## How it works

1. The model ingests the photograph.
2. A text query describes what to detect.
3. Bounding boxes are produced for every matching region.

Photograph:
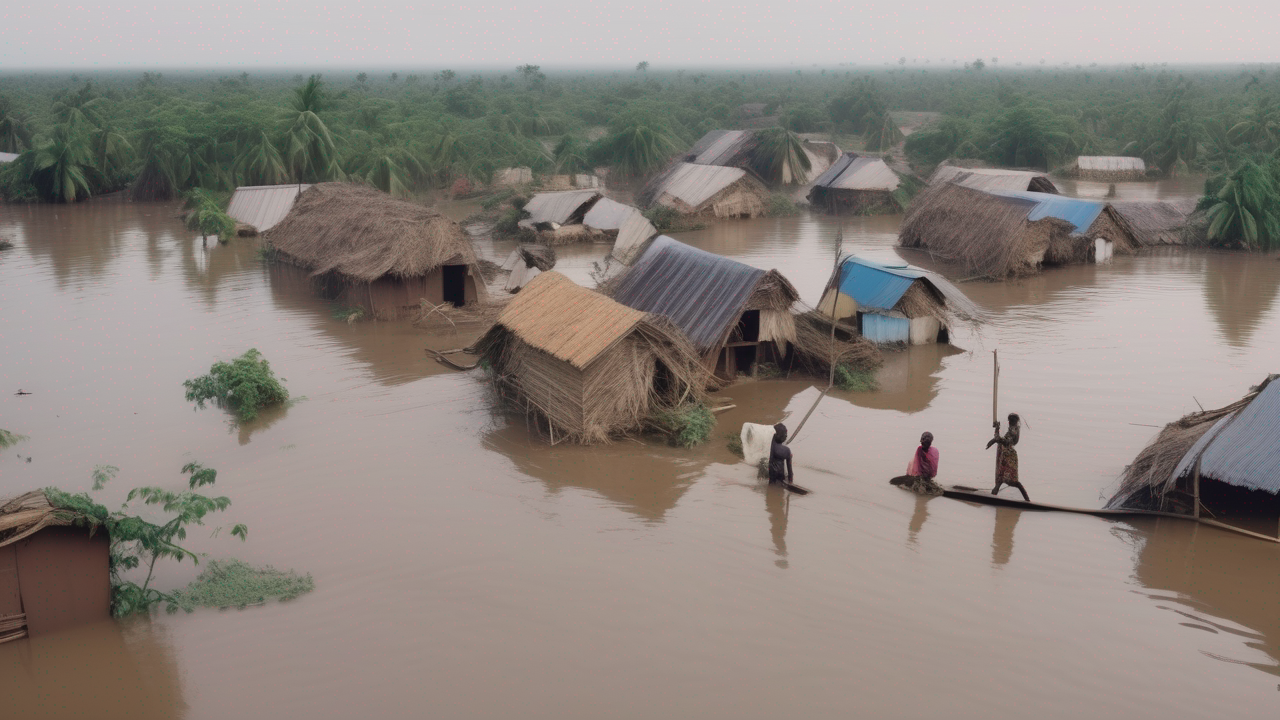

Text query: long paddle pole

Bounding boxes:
[992,350,1000,487]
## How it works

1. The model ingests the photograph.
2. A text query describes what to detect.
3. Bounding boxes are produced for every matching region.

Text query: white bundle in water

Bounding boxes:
[741,423,775,466]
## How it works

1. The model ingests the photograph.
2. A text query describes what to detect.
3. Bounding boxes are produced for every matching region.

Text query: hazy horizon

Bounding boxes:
[3,0,1278,69]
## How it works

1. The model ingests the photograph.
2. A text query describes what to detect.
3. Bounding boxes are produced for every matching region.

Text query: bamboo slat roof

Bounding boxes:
[1110,201,1189,246]
[496,271,646,369]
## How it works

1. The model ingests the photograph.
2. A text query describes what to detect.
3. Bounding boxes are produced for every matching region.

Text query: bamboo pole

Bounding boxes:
[992,350,1000,488]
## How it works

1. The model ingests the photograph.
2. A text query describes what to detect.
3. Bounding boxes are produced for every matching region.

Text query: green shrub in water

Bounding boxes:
[331,304,366,324]
[726,432,744,458]
[834,363,878,392]
[0,429,28,449]
[762,193,801,218]
[652,403,716,448]
[168,559,314,613]
[184,349,289,422]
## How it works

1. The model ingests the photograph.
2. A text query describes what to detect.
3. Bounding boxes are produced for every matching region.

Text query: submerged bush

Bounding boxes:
[834,363,878,392]
[168,559,314,613]
[331,304,365,324]
[183,348,289,422]
[762,193,801,217]
[0,429,28,449]
[643,205,705,233]
[652,403,716,448]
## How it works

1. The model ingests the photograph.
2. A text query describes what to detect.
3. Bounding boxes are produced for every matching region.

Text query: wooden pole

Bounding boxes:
[1192,457,1201,519]
[992,350,1000,488]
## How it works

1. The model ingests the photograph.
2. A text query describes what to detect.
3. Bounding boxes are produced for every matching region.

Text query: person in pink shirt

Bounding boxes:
[907,432,939,481]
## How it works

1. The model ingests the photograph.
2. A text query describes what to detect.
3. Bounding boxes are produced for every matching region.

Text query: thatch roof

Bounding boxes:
[638,163,769,216]
[521,190,602,227]
[1107,376,1280,511]
[227,184,310,234]
[264,183,479,283]
[610,236,798,352]
[0,491,94,549]
[899,182,1074,278]
[930,164,1059,194]
[810,153,900,192]
[494,272,648,369]
[1110,201,1190,247]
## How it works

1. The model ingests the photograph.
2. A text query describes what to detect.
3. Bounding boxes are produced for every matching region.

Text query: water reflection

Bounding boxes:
[764,484,789,568]
[1201,253,1280,348]
[907,494,930,547]
[990,507,1021,567]
[841,343,963,414]
[0,618,185,719]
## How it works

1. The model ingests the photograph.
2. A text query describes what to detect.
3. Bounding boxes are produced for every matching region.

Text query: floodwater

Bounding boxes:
[2,178,1279,719]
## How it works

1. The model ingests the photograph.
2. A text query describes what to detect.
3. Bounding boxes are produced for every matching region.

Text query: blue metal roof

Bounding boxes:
[835,257,926,312]
[1172,377,1280,494]
[611,236,766,352]
[998,191,1105,234]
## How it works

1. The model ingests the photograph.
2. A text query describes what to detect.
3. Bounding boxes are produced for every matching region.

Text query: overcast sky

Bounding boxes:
[2,1,1277,69]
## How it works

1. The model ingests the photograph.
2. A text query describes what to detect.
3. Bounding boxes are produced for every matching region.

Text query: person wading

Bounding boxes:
[768,423,794,486]
[987,413,1029,501]
[907,431,939,482]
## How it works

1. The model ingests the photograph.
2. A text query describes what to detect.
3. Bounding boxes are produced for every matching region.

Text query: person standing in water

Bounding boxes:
[987,413,1029,501]
[768,423,794,485]
[907,432,939,482]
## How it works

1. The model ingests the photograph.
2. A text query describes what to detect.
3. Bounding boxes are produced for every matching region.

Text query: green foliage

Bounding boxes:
[331,304,366,324]
[0,429,29,449]
[29,125,97,202]
[44,461,249,618]
[751,128,811,184]
[282,75,341,183]
[1202,160,1280,250]
[643,204,705,233]
[183,348,289,422]
[834,363,878,392]
[184,188,236,243]
[479,187,515,210]
[167,559,313,613]
[762,193,801,217]
[863,111,904,153]
[651,403,716,448]
[726,432,744,458]
[592,124,677,178]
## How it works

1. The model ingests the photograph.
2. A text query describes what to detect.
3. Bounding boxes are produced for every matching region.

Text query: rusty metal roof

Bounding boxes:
[227,184,310,233]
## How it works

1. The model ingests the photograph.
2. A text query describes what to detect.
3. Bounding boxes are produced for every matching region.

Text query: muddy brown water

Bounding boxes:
[2,179,1279,718]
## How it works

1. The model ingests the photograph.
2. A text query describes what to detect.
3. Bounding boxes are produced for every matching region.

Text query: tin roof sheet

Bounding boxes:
[1077,156,1145,172]
[652,163,749,208]
[0,151,19,164]
[812,154,900,191]
[582,197,635,230]
[930,165,1058,194]
[226,184,310,232]
[1172,378,1280,494]
[522,190,601,226]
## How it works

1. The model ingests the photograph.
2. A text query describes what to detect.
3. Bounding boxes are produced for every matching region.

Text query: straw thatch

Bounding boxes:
[265,183,480,282]
[1107,376,1277,512]
[0,491,91,549]
[638,163,770,218]
[1110,201,1190,247]
[789,310,883,377]
[899,182,1074,278]
[476,272,708,444]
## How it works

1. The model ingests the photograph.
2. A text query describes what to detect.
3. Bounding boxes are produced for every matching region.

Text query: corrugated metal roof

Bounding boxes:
[611,211,658,266]
[583,198,635,230]
[998,191,1104,234]
[0,151,19,164]
[931,165,1058,194]
[812,154,900,191]
[1171,378,1280,494]
[652,163,748,208]
[611,236,765,352]
[497,271,646,369]
[522,190,601,226]
[227,184,310,233]
[1077,156,1145,172]
[688,130,753,166]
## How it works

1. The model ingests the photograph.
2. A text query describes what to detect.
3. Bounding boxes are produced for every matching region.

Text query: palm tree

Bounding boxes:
[282,75,340,182]
[132,123,187,200]
[355,150,426,198]
[1204,161,1280,251]
[235,131,289,186]
[600,124,675,177]
[50,83,106,132]
[0,97,34,153]
[91,123,133,186]
[862,112,904,153]
[751,128,812,184]
[30,125,96,202]
[1227,95,1280,152]
[553,136,589,174]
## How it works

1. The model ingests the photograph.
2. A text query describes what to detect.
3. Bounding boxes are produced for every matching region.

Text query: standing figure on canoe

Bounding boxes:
[987,413,1029,501]
[768,423,794,486]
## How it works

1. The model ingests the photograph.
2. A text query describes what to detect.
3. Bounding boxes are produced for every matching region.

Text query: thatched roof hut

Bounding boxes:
[997,190,1139,258]
[817,256,980,345]
[1106,376,1280,538]
[929,164,1059,194]
[1,491,110,641]
[227,184,310,235]
[1110,201,1191,247]
[476,271,708,444]
[807,154,901,214]
[899,182,1075,278]
[1071,156,1146,182]
[264,183,484,318]
[637,163,770,219]
[609,236,799,379]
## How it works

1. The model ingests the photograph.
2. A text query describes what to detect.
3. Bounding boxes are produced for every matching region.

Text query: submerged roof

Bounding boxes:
[1076,156,1145,172]
[1110,201,1189,246]
[687,129,754,166]
[998,191,1105,234]
[226,184,311,233]
[1171,377,1280,494]
[497,271,646,369]
[611,236,767,351]
[930,165,1059,194]
[610,211,659,266]
[647,163,751,208]
[582,197,635,230]
[836,256,980,318]
[811,154,900,192]
[522,190,601,226]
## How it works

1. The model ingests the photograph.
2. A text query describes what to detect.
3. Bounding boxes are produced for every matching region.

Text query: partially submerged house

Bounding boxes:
[1071,156,1146,182]
[807,154,901,214]
[1110,201,1191,247]
[817,256,979,345]
[996,190,1139,260]
[227,184,311,235]
[582,198,659,266]
[685,129,836,185]
[1106,376,1280,539]
[1,491,111,642]
[637,163,770,219]
[899,182,1077,278]
[500,245,556,292]
[929,164,1059,194]
[264,183,484,318]
[476,271,707,444]
[609,236,799,378]
[518,189,605,243]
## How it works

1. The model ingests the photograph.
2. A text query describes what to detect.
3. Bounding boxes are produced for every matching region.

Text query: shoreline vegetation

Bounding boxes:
[0,65,1276,249]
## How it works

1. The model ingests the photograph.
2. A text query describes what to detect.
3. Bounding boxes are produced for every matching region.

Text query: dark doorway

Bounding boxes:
[735,310,760,343]
[733,345,758,376]
[442,265,467,307]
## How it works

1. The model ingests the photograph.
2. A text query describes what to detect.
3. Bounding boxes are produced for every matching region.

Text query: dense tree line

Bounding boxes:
[0,64,1277,247]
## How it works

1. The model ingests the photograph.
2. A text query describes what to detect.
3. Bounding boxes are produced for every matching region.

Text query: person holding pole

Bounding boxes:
[768,423,794,486]
[987,413,1029,501]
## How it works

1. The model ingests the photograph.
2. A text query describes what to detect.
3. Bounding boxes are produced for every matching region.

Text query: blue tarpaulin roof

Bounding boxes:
[611,236,766,352]
[998,191,1105,234]
[834,256,981,319]
[1172,377,1280,494]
